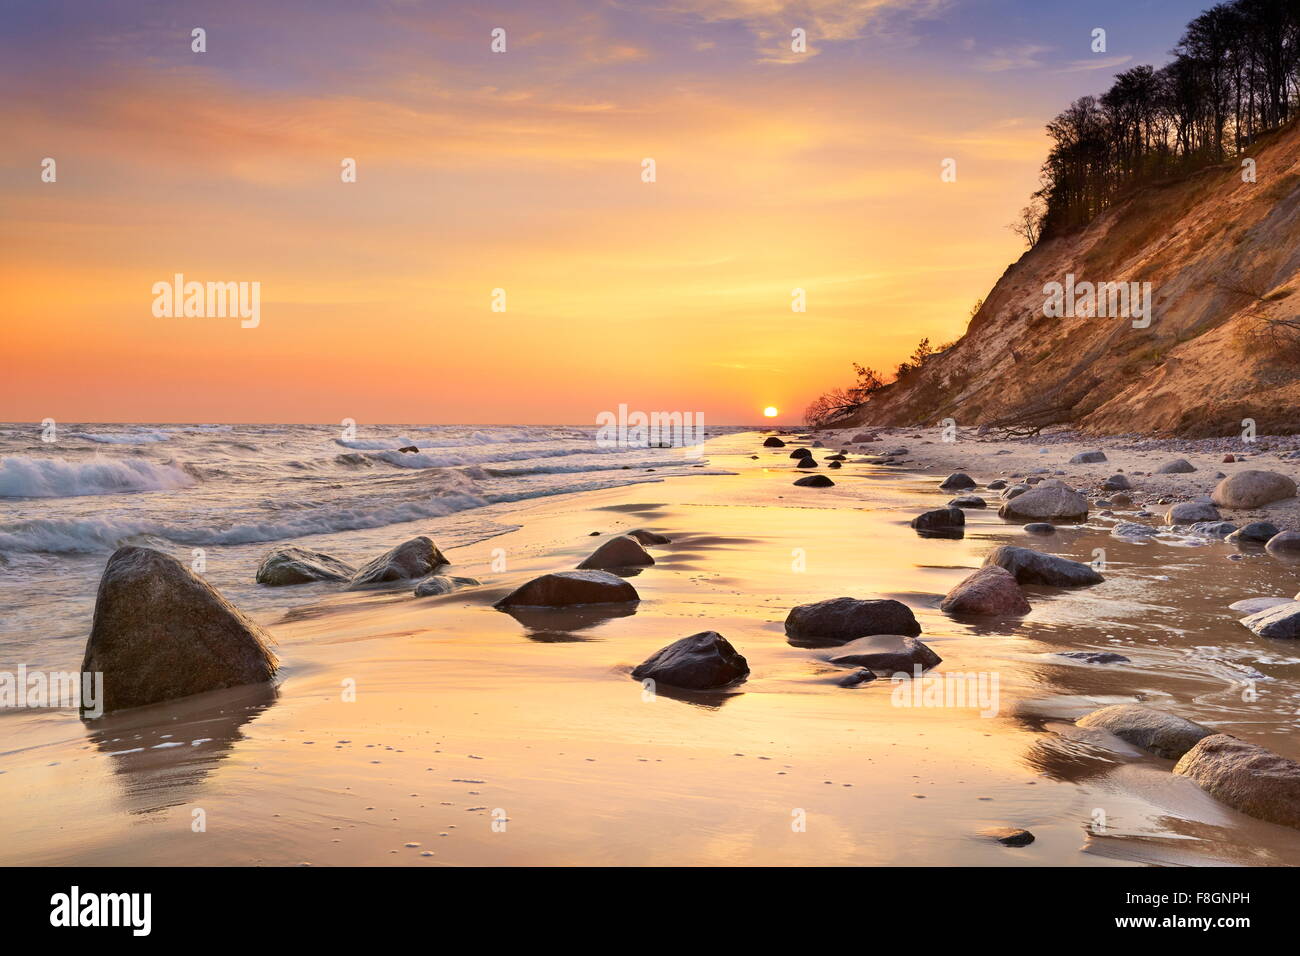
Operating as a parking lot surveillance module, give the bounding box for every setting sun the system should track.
[763,406,778,418]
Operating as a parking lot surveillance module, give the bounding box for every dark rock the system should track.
[785,596,921,645]
[81,547,278,714]
[789,448,813,459]
[763,436,786,447]
[1189,521,1237,538]
[397,445,419,454]
[349,536,447,588]
[577,535,655,569]
[1023,522,1056,535]
[1156,459,1196,474]
[1076,704,1212,759]
[1265,530,1300,554]
[255,546,355,586]
[948,495,987,509]
[940,566,1029,615]
[986,479,1008,490]
[1058,651,1130,664]
[983,545,1104,587]
[1226,521,1280,545]
[796,458,818,469]
[494,570,639,608]
[1069,450,1107,464]
[939,472,976,491]
[625,528,671,545]
[631,631,748,690]
[982,827,1035,847]
[828,460,842,469]
[837,668,877,688]
[1101,474,1131,491]
[911,507,965,537]
[794,474,834,487]
[1166,501,1221,524]
[1174,734,1300,830]
[827,634,941,674]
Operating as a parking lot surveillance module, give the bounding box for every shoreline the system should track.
[4,427,1300,865]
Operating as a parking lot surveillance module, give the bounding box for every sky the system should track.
[0,0,1212,424]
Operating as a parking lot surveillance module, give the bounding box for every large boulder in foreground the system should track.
[1076,704,1212,759]
[940,566,1030,616]
[577,535,654,569]
[255,546,355,586]
[631,631,749,689]
[1174,734,1300,830]
[1239,601,1300,639]
[785,596,921,645]
[997,482,1089,521]
[827,634,942,675]
[982,545,1103,587]
[494,570,639,608]
[349,536,446,588]
[1212,470,1297,509]
[82,547,278,714]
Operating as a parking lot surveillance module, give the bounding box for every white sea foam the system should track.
[69,430,171,444]
[0,456,196,498]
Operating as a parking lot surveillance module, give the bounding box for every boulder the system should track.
[397,445,420,454]
[1226,521,1280,545]
[1002,483,1030,500]
[1023,523,1056,535]
[827,634,942,675]
[577,535,655,569]
[413,574,481,597]
[1101,474,1131,491]
[938,472,976,491]
[789,448,813,459]
[494,570,639,608]
[947,495,986,509]
[1166,501,1221,524]
[1076,704,1212,759]
[763,436,786,447]
[630,631,749,690]
[785,596,921,644]
[1111,493,1133,507]
[1265,531,1300,555]
[81,546,279,714]
[986,479,1008,490]
[837,668,877,688]
[828,461,842,469]
[1239,601,1300,639]
[255,546,355,586]
[850,432,875,443]
[1174,734,1300,830]
[1069,450,1107,463]
[795,458,818,469]
[939,566,1029,616]
[1189,521,1237,538]
[1156,459,1196,474]
[910,507,965,537]
[983,545,1104,587]
[998,483,1089,521]
[1212,470,1297,509]
[349,536,447,588]
[625,528,670,545]
[794,474,834,487]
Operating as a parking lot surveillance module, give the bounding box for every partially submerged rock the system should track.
[793,474,835,487]
[998,482,1089,521]
[910,507,965,537]
[349,536,447,588]
[577,535,655,569]
[1076,704,1212,759]
[1174,734,1300,830]
[940,566,1030,616]
[494,570,639,608]
[1023,522,1056,535]
[631,631,749,690]
[1228,596,1293,614]
[255,546,355,586]
[82,547,279,714]
[795,458,819,469]
[1239,601,1300,639]
[981,827,1035,847]
[1212,470,1297,509]
[625,528,671,545]
[789,448,813,459]
[983,545,1104,587]
[1112,521,1158,538]
[1058,650,1130,664]
[414,574,481,597]
[837,668,876,687]
[947,495,986,509]
[785,596,921,644]
[763,436,786,447]
[1265,530,1300,555]
[1226,521,1280,545]
[828,634,942,674]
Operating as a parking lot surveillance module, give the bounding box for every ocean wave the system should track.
[0,517,165,553]
[68,430,171,444]
[334,436,416,450]
[0,456,197,499]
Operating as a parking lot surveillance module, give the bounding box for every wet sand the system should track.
[4,428,1300,866]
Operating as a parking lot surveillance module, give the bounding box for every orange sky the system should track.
[0,0,1209,424]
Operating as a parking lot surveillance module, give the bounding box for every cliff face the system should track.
[840,120,1300,437]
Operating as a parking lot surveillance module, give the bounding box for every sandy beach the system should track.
[5,426,1300,866]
